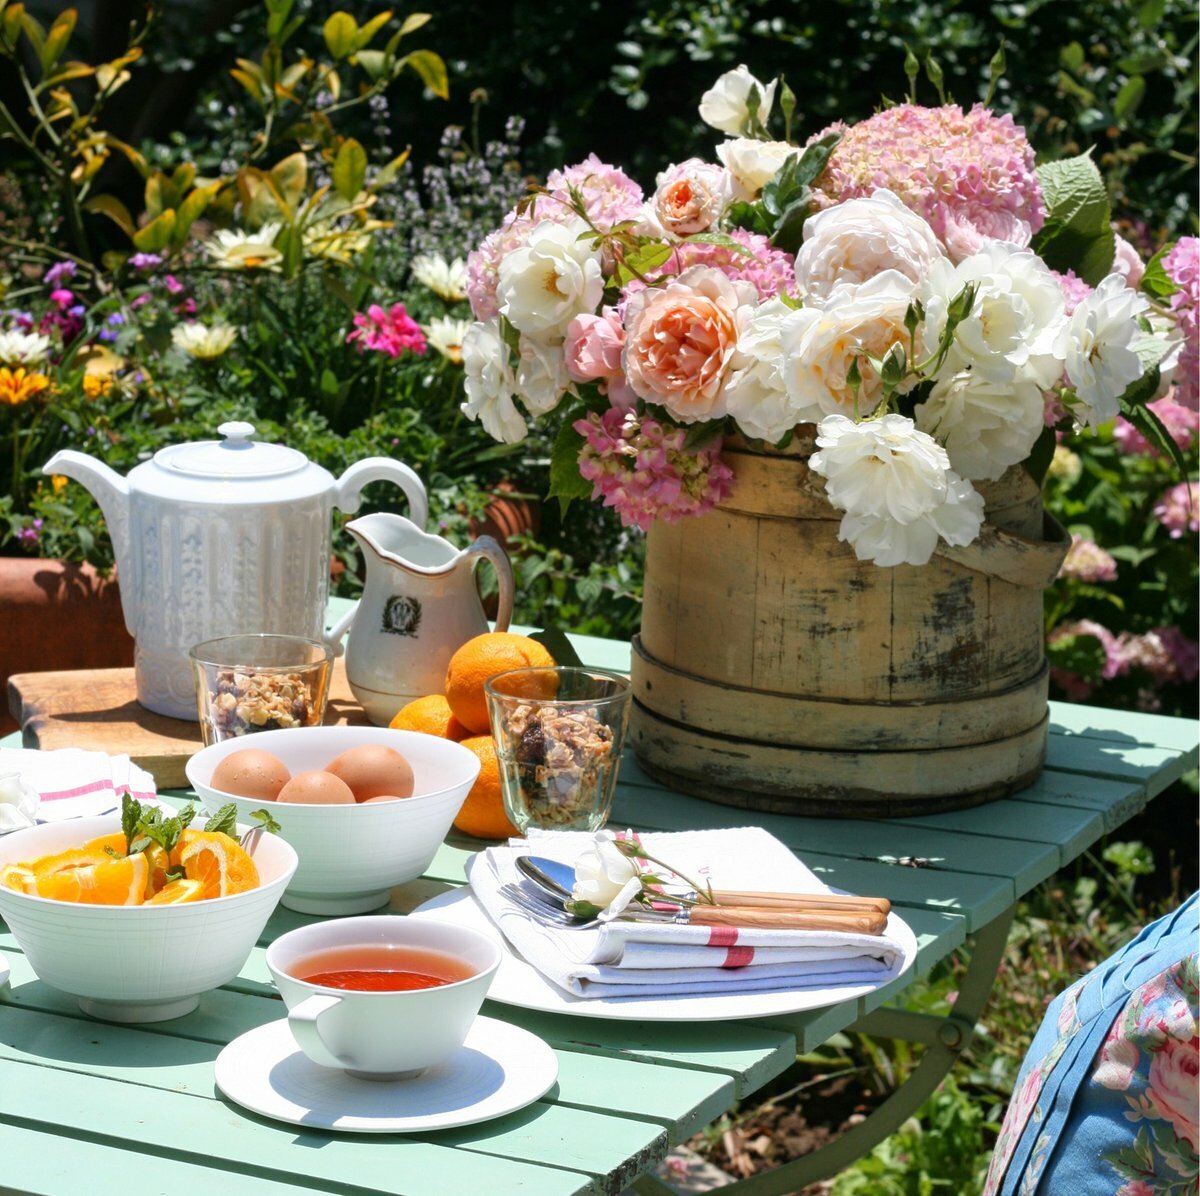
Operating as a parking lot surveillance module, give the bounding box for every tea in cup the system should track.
[266,916,501,1079]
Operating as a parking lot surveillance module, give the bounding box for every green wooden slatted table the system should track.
[0,627,1195,1196]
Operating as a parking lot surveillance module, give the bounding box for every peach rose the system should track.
[652,159,727,236]
[622,266,757,423]
[1148,1034,1200,1150]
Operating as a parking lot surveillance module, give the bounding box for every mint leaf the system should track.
[249,808,282,836]
[121,793,141,852]
[204,803,239,839]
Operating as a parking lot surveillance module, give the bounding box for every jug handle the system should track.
[325,602,358,657]
[465,536,514,633]
[334,459,428,529]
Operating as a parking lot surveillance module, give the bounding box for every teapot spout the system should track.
[43,450,135,632]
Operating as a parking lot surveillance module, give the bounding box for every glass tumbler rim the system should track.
[188,632,334,671]
[484,665,631,705]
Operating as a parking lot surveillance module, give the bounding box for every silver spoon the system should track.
[515,855,573,902]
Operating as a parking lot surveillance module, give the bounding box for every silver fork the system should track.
[499,882,595,928]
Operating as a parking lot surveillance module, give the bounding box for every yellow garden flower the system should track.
[204,223,283,271]
[0,367,51,406]
[51,474,69,495]
[82,373,113,399]
[171,321,237,360]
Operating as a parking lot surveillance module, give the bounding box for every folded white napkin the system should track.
[0,748,159,832]
[469,827,907,999]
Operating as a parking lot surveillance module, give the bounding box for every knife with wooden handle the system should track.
[708,890,891,916]
[629,906,890,935]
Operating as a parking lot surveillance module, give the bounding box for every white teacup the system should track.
[267,916,502,1080]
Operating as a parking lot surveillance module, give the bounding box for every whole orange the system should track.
[452,736,519,840]
[444,632,555,735]
[389,694,469,741]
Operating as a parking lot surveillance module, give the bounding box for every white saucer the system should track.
[215,1015,558,1133]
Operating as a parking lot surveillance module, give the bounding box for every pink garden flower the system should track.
[1048,618,1123,700]
[563,308,635,406]
[662,228,797,301]
[1163,237,1199,410]
[811,103,1045,262]
[622,266,756,422]
[1059,534,1118,583]
[1152,480,1198,539]
[574,407,734,531]
[1113,392,1198,456]
[1052,269,1093,316]
[545,154,645,229]
[347,302,427,358]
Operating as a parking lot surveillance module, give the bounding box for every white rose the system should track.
[724,297,821,441]
[516,336,573,416]
[571,833,642,912]
[0,771,39,832]
[810,413,985,567]
[922,242,1066,388]
[649,158,730,236]
[698,65,777,135]
[1057,274,1151,428]
[795,190,945,301]
[915,367,1045,481]
[461,319,527,444]
[497,218,604,338]
[780,272,915,419]
[716,138,795,198]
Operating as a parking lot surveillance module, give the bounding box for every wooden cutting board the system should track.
[7,662,371,789]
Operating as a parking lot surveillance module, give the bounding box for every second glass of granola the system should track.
[484,667,631,833]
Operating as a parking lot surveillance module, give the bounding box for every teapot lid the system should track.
[153,422,306,479]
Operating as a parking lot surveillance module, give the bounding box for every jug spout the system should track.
[43,450,134,632]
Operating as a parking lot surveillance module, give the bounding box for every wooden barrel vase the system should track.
[630,436,1071,816]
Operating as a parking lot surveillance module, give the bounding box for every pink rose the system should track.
[652,159,727,236]
[565,310,624,383]
[1112,235,1145,288]
[1095,1024,1140,1091]
[622,266,756,423]
[1116,1183,1156,1196]
[1147,1034,1200,1150]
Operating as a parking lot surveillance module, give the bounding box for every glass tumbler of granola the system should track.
[189,634,334,746]
[484,667,632,833]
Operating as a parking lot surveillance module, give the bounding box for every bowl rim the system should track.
[0,814,298,911]
[185,726,482,810]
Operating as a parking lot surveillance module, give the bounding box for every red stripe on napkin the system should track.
[39,780,155,803]
[707,925,739,947]
[722,946,755,969]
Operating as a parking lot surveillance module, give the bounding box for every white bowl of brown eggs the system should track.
[185,727,481,915]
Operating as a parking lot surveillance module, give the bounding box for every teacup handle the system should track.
[465,535,513,633]
[287,993,355,1070]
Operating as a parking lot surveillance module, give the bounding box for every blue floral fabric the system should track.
[984,893,1199,1196]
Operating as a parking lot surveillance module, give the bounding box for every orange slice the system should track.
[0,863,36,894]
[145,878,206,905]
[81,833,167,897]
[172,829,259,898]
[30,844,114,880]
[35,853,149,905]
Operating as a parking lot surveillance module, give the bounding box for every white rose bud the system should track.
[571,833,642,913]
[698,65,777,136]
[0,772,39,832]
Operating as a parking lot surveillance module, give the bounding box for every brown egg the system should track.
[325,744,415,802]
[276,770,356,805]
[210,749,291,801]
[361,794,403,804]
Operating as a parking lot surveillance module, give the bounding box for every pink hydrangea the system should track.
[346,302,427,358]
[545,154,645,229]
[811,103,1045,262]
[1113,391,1198,456]
[1117,628,1200,687]
[1052,269,1093,316]
[662,228,797,301]
[1163,237,1199,411]
[574,407,734,531]
[1153,480,1198,539]
[1048,618,1123,700]
[1059,534,1118,582]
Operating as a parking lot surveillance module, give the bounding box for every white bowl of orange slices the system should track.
[0,806,297,1023]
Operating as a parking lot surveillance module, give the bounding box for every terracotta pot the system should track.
[469,485,541,620]
[0,557,135,734]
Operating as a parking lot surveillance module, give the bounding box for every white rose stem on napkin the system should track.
[470,828,908,1000]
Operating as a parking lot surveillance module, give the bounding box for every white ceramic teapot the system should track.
[328,513,514,725]
[44,422,427,720]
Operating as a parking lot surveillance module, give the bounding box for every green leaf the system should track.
[549,417,593,514]
[1023,425,1058,486]
[1135,0,1165,28]
[1113,75,1146,123]
[131,209,175,252]
[1047,632,1107,680]
[353,9,392,51]
[355,48,386,80]
[39,7,74,72]
[397,48,448,98]
[769,195,812,255]
[331,137,367,200]
[203,802,239,838]
[249,808,282,836]
[527,626,584,668]
[1140,243,1179,300]
[1060,41,1085,73]
[1031,152,1115,284]
[322,11,357,59]
[83,193,135,239]
[397,12,431,37]
[270,152,307,209]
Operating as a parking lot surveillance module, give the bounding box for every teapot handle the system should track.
[334,459,428,529]
[464,536,514,633]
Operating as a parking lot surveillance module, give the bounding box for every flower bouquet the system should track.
[458,65,1195,812]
